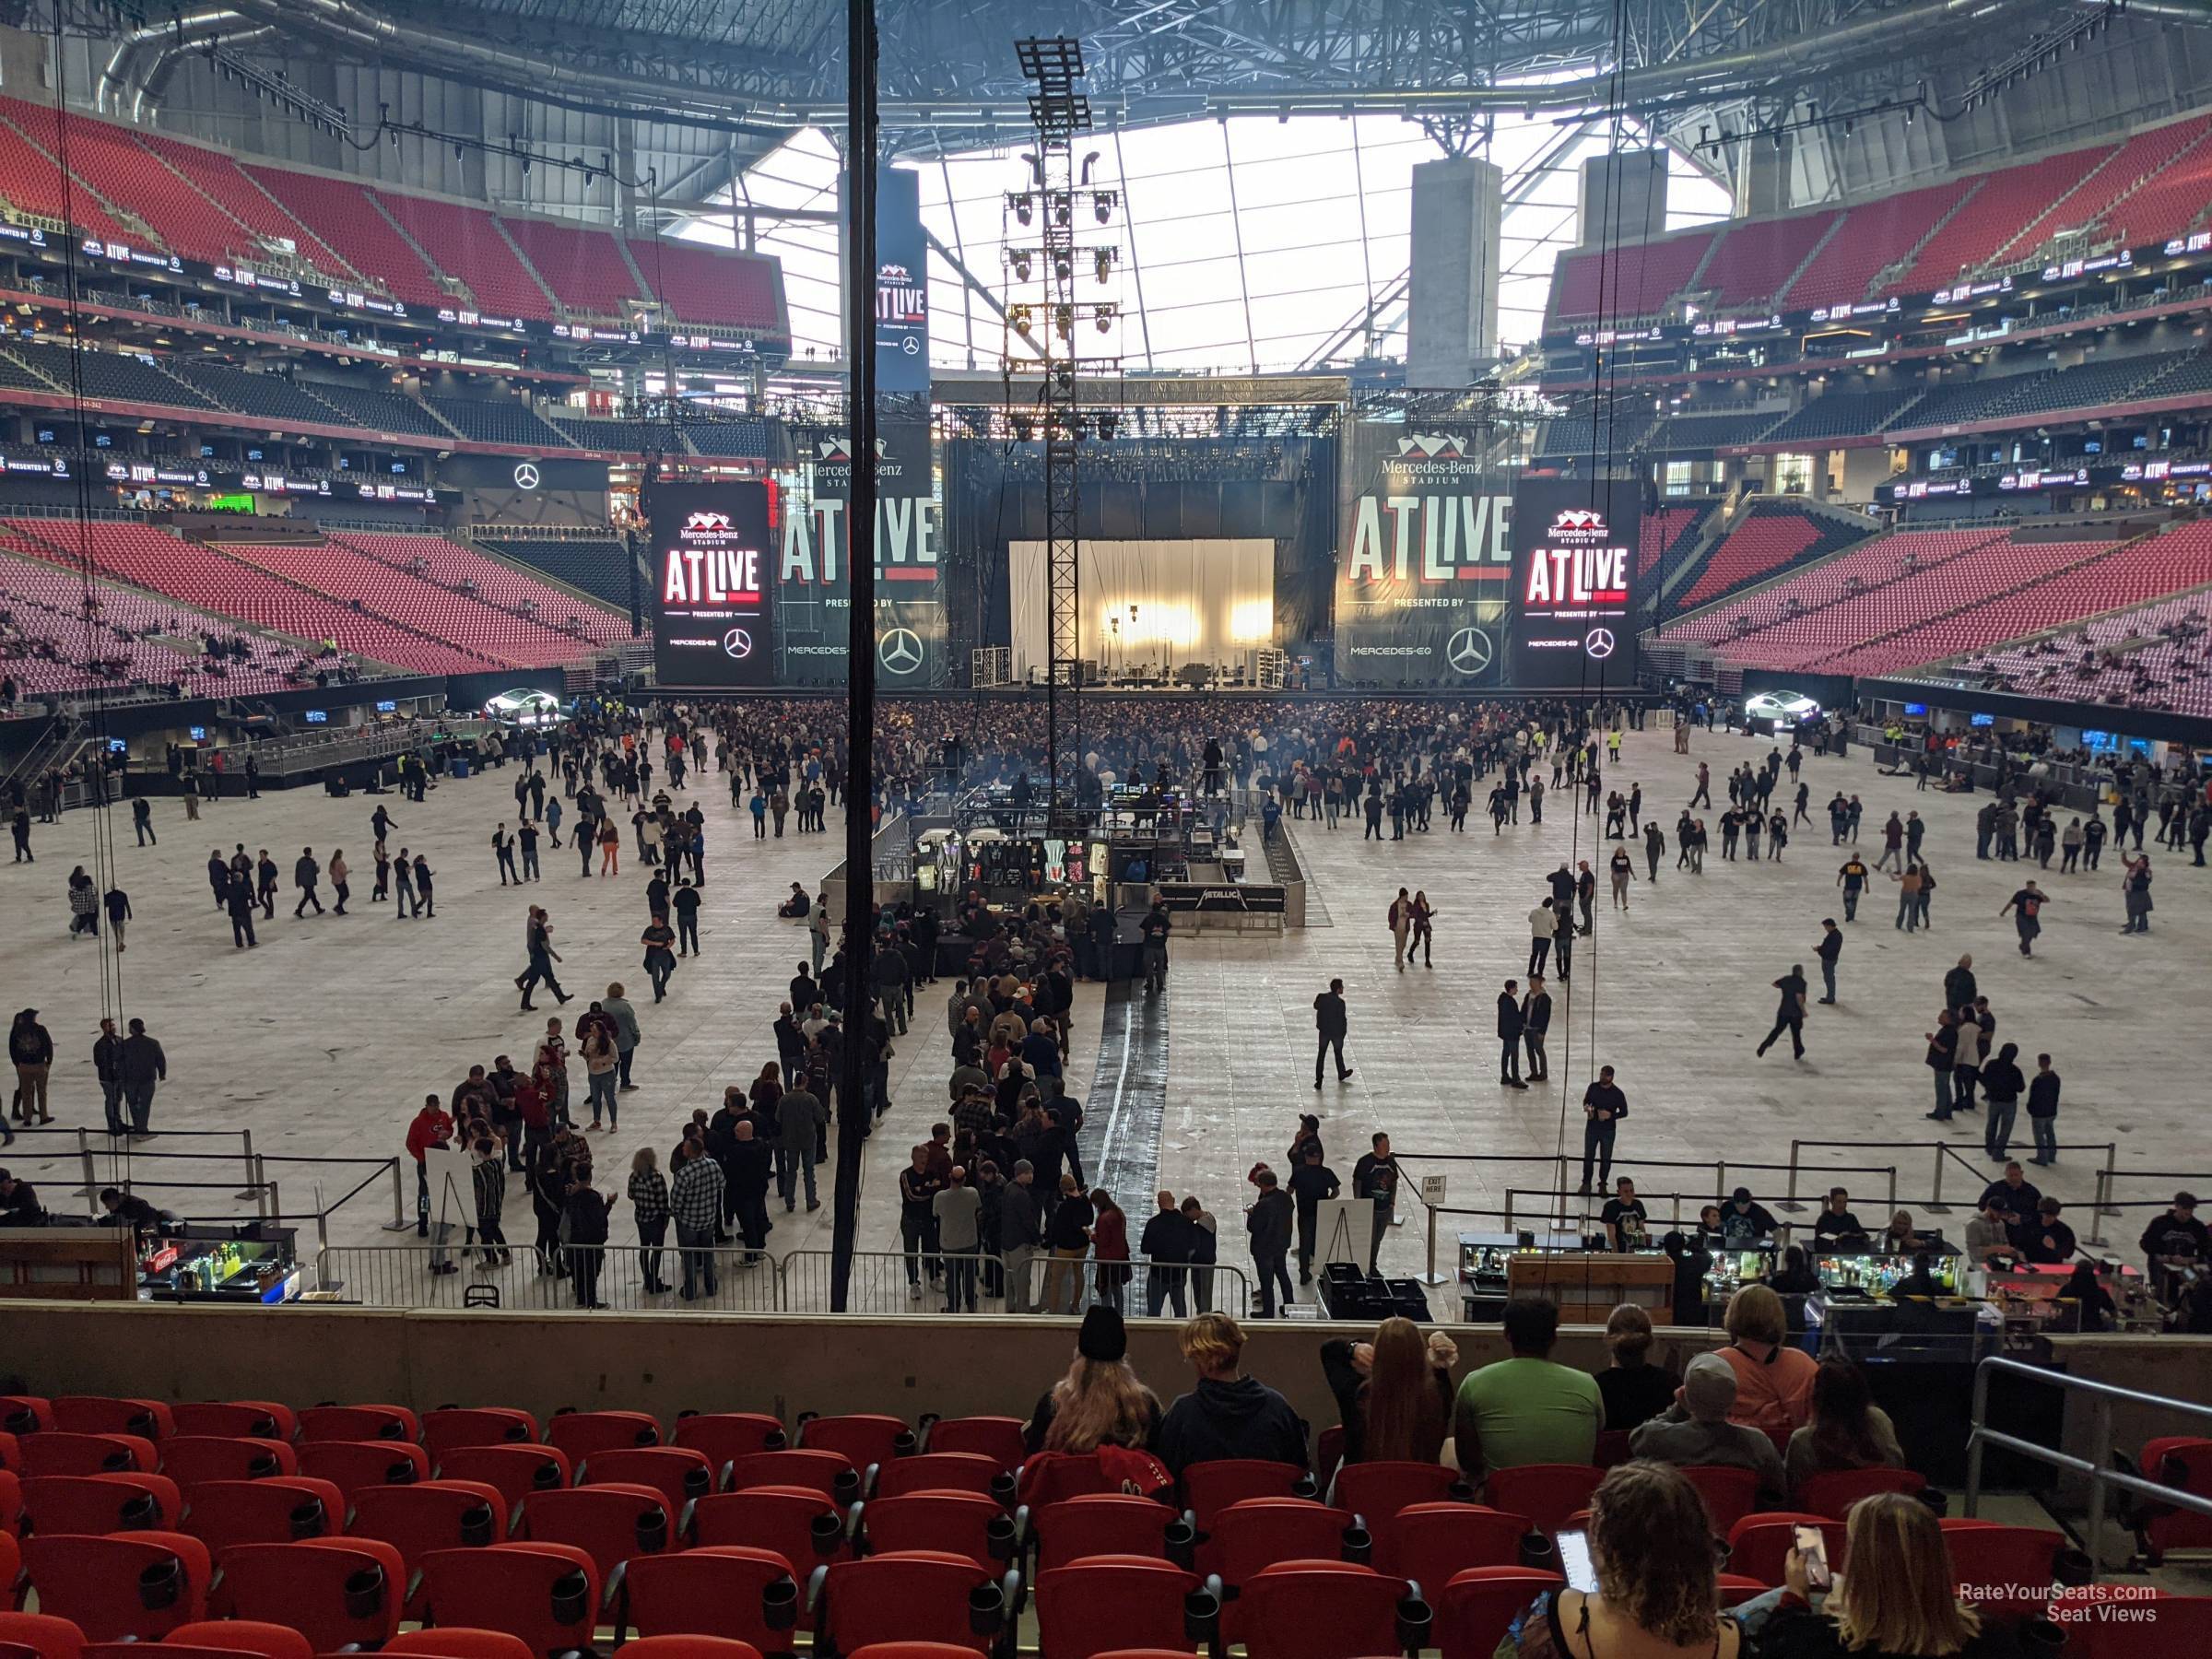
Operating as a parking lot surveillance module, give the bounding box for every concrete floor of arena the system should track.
[0,719,2196,1310]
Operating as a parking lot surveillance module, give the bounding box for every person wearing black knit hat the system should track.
[1020,1304,1162,1456]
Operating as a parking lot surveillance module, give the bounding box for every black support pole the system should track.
[831,0,879,1314]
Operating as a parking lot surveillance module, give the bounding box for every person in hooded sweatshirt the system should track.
[1155,1311,1309,1477]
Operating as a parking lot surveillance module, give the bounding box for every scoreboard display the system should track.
[647,478,778,688]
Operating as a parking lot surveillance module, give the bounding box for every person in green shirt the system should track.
[1453,1295,1604,1476]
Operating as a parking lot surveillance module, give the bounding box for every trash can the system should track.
[450,757,471,779]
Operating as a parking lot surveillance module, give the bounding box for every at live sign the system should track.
[663,544,763,606]
[1524,543,1630,607]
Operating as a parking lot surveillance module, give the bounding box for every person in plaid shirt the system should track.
[628,1147,671,1296]
[670,1141,724,1300]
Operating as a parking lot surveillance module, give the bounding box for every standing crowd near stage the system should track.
[0,688,2205,1330]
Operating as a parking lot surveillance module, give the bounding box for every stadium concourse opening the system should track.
[4,0,2212,1650]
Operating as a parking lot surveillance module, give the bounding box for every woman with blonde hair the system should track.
[1754,1491,2017,1659]
[1510,1461,1741,1658]
[1720,1284,1818,1431]
[1023,1305,1162,1456]
[1320,1315,1457,1465]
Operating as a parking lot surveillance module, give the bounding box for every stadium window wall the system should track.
[679,118,1726,375]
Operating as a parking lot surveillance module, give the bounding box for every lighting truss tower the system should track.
[1007,36,1120,830]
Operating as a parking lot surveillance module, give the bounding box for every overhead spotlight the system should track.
[1842,115,1853,138]
[1094,248,1112,283]
[1013,192,1033,225]
[1698,124,1710,147]
[1053,253,1073,282]
[1904,103,1916,125]
[454,142,465,161]
[1093,189,1116,224]
[1053,304,1074,342]
[1053,361,1075,393]
[1053,193,1072,227]
[1095,302,1115,334]
[521,154,531,175]
[1098,411,1118,439]
[1011,414,1032,441]
[1771,129,1783,151]
[1013,252,1032,281]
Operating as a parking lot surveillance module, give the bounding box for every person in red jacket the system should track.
[405,1095,454,1239]
[1090,1188,1131,1314]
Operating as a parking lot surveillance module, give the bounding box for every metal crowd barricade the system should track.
[313,1241,781,1312]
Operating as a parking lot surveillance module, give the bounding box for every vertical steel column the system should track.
[832,0,880,1315]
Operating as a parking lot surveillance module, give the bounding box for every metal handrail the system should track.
[1964,1353,2212,1577]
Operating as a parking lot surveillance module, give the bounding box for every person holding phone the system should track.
[1754,1491,2018,1659]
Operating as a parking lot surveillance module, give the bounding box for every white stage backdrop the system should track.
[1008,539,1275,678]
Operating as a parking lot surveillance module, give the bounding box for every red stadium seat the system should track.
[0,1469,18,1538]
[579,1446,717,1520]
[22,1531,212,1641]
[1592,1431,1634,1469]
[726,1451,861,1510]
[348,1479,507,1616]
[869,1453,1007,1501]
[171,1404,298,1443]
[217,1539,405,1651]
[1796,1467,1926,1520]
[435,1444,571,1514]
[1435,1567,1565,1659]
[1483,1466,1602,1537]
[1206,1498,1362,1638]
[0,1532,13,1611]
[1940,1521,2069,1621]
[1181,1459,1311,1529]
[1017,1453,1132,1510]
[177,1478,343,1556]
[1677,1466,1764,1533]
[1034,1556,1215,1659]
[22,1472,181,1534]
[168,1622,312,1659]
[921,1418,1023,1474]
[295,1440,429,1494]
[161,1437,298,1486]
[0,1403,52,1437]
[690,1486,850,1573]
[423,1409,540,1459]
[2067,1591,2212,1659]
[521,1483,674,1583]
[383,1631,535,1659]
[1031,1494,1186,1571]
[1716,1573,1769,1598]
[53,1399,174,1441]
[619,1641,765,1659]
[850,1647,984,1659]
[1236,1560,1427,1659]
[297,1406,418,1444]
[545,1409,660,1459]
[0,1436,18,1476]
[795,1415,912,1472]
[857,1491,1018,1570]
[811,1551,1015,1659]
[1724,1513,1847,1587]
[419,1542,603,1658]
[2134,1437,2212,1562]
[1313,1427,1346,1491]
[1378,1503,1531,1592]
[0,1617,77,1659]
[22,1432,157,1477]
[1329,1462,1467,1523]
[672,1414,785,1470]
[623,1545,800,1653]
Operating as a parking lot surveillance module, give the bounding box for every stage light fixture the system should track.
[1013,193,1034,225]
[1013,252,1032,281]
[1053,253,1073,282]
[1053,362,1075,393]
[1053,304,1074,342]
[1053,193,1072,226]
[1096,302,1116,333]
[1094,189,1116,224]
[1098,411,1118,439]
[1011,415,1033,441]
[1094,248,1112,283]
[1009,304,1034,333]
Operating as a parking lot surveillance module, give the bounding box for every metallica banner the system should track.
[646,478,777,689]
[1509,477,1641,688]
[775,422,945,687]
[1334,424,1513,687]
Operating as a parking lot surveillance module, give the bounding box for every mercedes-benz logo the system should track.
[721,627,753,660]
[1584,627,1618,660]
[879,628,924,673]
[512,462,541,490]
[1445,627,1493,676]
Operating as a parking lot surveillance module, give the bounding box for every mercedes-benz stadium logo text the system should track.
[1446,627,1494,675]
[878,628,924,673]
[1584,626,1618,660]
[722,628,753,660]
[512,462,541,490]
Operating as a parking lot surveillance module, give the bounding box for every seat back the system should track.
[178,1478,343,1555]
[870,1453,1006,1502]
[0,1436,18,1477]
[1483,1465,1602,1537]
[1032,1494,1181,1572]
[579,1447,716,1519]
[296,1440,429,1495]
[349,1479,507,1614]
[726,1450,861,1510]
[22,1473,181,1535]
[921,1418,1023,1475]
[1939,1522,2066,1622]
[298,1406,418,1444]
[620,1641,767,1659]
[436,1445,571,1513]
[817,1552,1005,1659]
[1380,1503,1531,1592]
[423,1410,540,1459]
[52,1400,173,1442]
[1313,1428,1346,1493]
[544,1409,660,1459]
[21,1433,157,1478]
[0,1469,18,1538]
[383,1630,536,1659]
[690,1487,850,1577]
[623,1546,800,1653]
[1034,1556,1206,1659]
[1796,1466,1926,1520]
[672,1415,785,1468]
[0,1404,53,1437]
[82,1642,265,1659]
[860,1492,1016,1570]
[171,1404,297,1443]
[1181,1460,1308,1530]
[1723,1513,1846,1587]
[1238,1561,1418,1659]
[1208,1498,1359,1590]
[2069,1592,2212,1659]
[22,1530,212,1641]
[419,1542,602,1659]
[2139,1438,2212,1556]
[0,1615,81,1659]
[1435,1568,1566,1659]
[1677,1466,1764,1534]
[1329,1463,1465,1523]
[161,1437,298,1487]
[795,1416,912,1472]
[522,1483,675,1582]
[215,1540,406,1651]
